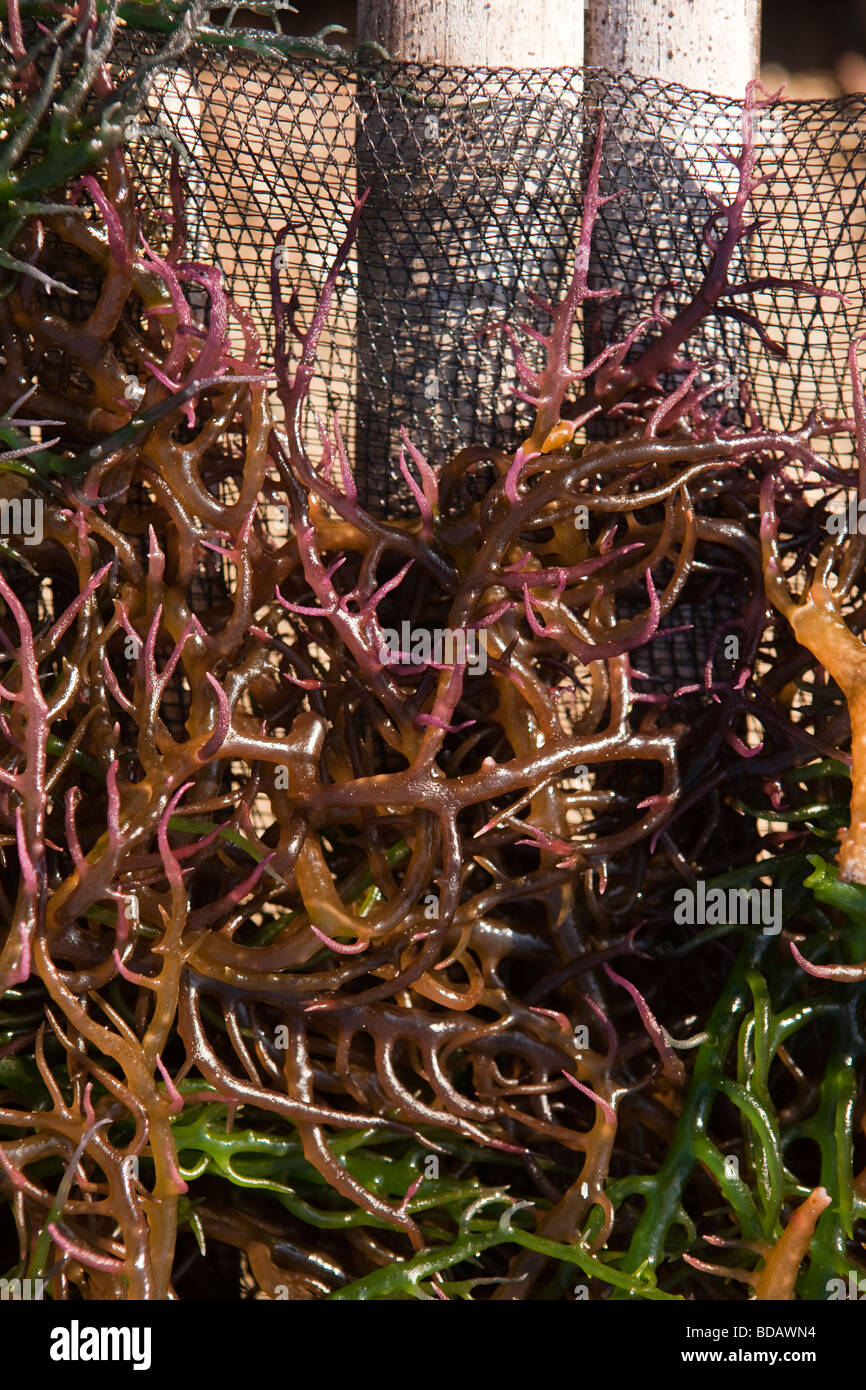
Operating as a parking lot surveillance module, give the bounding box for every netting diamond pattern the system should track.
[122,48,866,515]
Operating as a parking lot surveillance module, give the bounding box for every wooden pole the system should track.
[581,0,762,412]
[357,0,582,67]
[586,0,760,95]
[584,0,762,689]
[353,1,583,511]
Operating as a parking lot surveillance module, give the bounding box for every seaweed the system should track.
[0,34,864,1300]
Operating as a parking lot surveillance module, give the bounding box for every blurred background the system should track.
[762,0,866,97]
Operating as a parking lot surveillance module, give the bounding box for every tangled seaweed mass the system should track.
[3,2,866,1301]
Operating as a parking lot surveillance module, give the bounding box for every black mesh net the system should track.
[114,44,866,516]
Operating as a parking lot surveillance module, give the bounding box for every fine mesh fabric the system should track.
[121,44,866,515]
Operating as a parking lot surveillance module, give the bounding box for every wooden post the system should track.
[582,0,762,415]
[353,1,583,511]
[584,0,762,689]
[357,0,582,67]
[586,0,760,95]
[582,0,762,377]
